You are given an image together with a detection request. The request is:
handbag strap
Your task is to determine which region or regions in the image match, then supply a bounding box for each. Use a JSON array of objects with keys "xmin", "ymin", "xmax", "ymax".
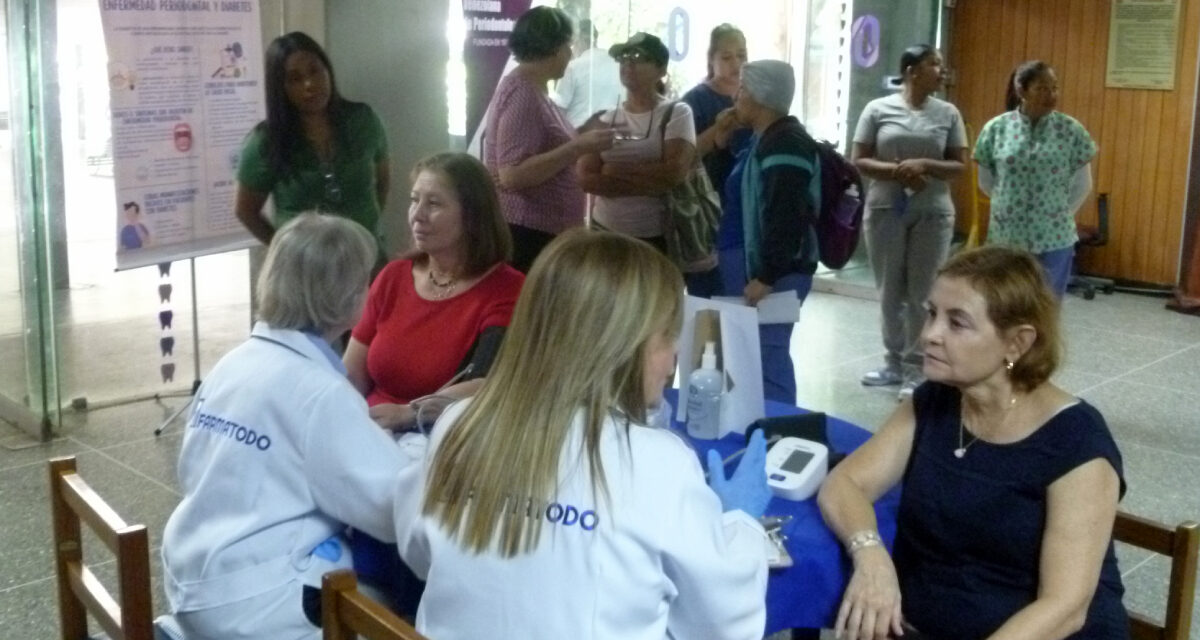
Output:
[{"xmin": 659, "ymin": 101, "xmax": 679, "ymax": 161}]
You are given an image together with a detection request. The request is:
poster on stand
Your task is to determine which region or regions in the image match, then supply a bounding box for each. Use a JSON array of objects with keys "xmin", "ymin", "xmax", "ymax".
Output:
[{"xmin": 101, "ymin": 0, "xmax": 263, "ymax": 270}]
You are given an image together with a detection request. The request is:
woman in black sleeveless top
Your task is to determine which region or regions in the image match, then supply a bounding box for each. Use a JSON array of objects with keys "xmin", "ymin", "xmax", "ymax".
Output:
[{"xmin": 818, "ymin": 246, "xmax": 1129, "ymax": 640}]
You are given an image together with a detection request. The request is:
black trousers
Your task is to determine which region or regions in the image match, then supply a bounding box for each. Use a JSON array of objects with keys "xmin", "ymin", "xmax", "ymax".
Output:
[{"xmin": 508, "ymin": 223, "xmax": 556, "ymax": 274}]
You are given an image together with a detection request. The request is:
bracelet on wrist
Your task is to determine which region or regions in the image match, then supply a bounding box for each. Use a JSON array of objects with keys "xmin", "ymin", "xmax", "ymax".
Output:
[{"xmin": 846, "ymin": 529, "xmax": 882, "ymax": 554}]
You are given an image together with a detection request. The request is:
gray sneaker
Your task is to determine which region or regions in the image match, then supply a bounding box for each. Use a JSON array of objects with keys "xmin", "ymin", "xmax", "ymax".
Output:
[{"xmin": 861, "ymin": 366, "xmax": 902, "ymax": 386}]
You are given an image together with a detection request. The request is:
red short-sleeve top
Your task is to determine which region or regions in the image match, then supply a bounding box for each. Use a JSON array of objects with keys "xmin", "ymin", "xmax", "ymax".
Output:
[{"xmin": 352, "ymin": 259, "xmax": 524, "ymax": 406}]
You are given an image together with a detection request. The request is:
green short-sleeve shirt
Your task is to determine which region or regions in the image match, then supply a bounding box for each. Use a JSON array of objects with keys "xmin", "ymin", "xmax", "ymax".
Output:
[
  {"xmin": 237, "ymin": 102, "xmax": 389, "ymax": 241},
  {"xmin": 973, "ymin": 110, "xmax": 1096, "ymax": 253}
]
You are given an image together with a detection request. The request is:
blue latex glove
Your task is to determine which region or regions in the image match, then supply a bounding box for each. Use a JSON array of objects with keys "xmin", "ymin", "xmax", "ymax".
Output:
[
  {"xmin": 311, "ymin": 535, "xmax": 343, "ymax": 562},
  {"xmin": 706, "ymin": 429, "xmax": 772, "ymax": 519}
]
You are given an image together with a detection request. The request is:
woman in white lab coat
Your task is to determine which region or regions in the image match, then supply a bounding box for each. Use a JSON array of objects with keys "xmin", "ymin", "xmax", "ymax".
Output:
[
  {"xmin": 162, "ymin": 214, "xmax": 417, "ymax": 640},
  {"xmin": 394, "ymin": 229, "xmax": 773, "ymax": 640}
]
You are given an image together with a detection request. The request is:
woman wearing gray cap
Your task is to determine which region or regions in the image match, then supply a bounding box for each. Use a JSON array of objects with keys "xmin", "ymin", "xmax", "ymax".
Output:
[
  {"xmin": 728, "ymin": 59, "xmax": 820, "ymax": 404},
  {"xmin": 852, "ymin": 44, "xmax": 967, "ymax": 401},
  {"xmin": 578, "ymin": 32, "xmax": 697, "ymax": 258}
]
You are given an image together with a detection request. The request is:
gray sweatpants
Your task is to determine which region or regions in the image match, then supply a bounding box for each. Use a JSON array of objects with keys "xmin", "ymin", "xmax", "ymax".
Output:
[{"xmin": 863, "ymin": 206, "xmax": 954, "ymax": 372}]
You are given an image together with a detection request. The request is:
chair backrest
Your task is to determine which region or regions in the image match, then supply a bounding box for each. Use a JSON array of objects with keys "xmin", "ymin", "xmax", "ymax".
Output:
[
  {"xmin": 48, "ymin": 456, "xmax": 153, "ymax": 640},
  {"xmin": 321, "ymin": 569, "xmax": 428, "ymax": 640},
  {"xmin": 1095, "ymin": 192, "xmax": 1110, "ymax": 245},
  {"xmin": 1113, "ymin": 510, "xmax": 1199, "ymax": 640}
]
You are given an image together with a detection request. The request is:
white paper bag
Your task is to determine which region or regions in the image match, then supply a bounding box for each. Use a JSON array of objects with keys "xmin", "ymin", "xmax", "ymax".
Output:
[
  {"xmin": 711, "ymin": 291, "xmax": 801, "ymax": 324},
  {"xmin": 675, "ymin": 295, "xmax": 765, "ymax": 436}
]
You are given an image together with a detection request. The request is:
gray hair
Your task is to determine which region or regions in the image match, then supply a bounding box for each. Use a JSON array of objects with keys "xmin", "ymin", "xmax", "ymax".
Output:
[{"xmin": 256, "ymin": 213, "xmax": 377, "ymax": 333}]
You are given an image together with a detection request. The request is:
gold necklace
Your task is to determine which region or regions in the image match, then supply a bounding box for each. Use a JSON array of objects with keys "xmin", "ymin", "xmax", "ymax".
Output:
[
  {"xmin": 956, "ymin": 394, "xmax": 1018, "ymax": 459},
  {"xmin": 427, "ymin": 268, "xmax": 458, "ymax": 300}
]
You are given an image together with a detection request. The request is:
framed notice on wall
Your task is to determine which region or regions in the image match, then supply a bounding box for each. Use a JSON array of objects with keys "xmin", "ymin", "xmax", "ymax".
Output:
[{"xmin": 1105, "ymin": 0, "xmax": 1182, "ymax": 90}]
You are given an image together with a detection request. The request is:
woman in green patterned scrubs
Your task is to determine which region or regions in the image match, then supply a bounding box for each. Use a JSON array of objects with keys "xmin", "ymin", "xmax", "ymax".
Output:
[{"xmin": 974, "ymin": 60, "xmax": 1097, "ymax": 299}]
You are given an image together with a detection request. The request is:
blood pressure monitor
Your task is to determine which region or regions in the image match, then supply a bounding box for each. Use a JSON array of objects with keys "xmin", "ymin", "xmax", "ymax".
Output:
[{"xmin": 764, "ymin": 437, "xmax": 829, "ymax": 501}]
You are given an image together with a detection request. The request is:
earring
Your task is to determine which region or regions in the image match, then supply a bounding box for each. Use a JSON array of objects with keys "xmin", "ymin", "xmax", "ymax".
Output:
[{"xmin": 1005, "ymin": 358, "xmax": 1015, "ymax": 374}]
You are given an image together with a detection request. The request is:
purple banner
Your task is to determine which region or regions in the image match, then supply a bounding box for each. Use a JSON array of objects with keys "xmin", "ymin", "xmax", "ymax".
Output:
[{"xmin": 463, "ymin": 0, "xmax": 533, "ymax": 141}]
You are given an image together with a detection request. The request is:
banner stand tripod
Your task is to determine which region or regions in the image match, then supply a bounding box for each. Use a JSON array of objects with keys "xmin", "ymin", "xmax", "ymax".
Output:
[{"xmin": 155, "ymin": 257, "xmax": 202, "ymax": 436}]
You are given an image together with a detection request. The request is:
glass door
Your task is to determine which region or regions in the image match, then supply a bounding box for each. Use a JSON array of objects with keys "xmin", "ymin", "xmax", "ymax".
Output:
[{"xmin": 2, "ymin": 0, "xmax": 60, "ymax": 440}]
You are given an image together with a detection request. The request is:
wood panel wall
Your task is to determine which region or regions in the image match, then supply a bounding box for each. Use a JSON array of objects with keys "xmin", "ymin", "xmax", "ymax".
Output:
[{"xmin": 948, "ymin": 0, "xmax": 1200, "ymax": 284}]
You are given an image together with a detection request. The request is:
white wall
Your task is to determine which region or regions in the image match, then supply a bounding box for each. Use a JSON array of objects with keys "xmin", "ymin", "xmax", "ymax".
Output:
[{"xmin": 326, "ymin": 0, "xmax": 450, "ymax": 255}]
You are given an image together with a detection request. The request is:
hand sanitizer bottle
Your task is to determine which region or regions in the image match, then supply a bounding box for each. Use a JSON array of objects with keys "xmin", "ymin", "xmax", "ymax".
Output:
[{"xmin": 686, "ymin": 342, "xmax": 723, "ymax": 439}]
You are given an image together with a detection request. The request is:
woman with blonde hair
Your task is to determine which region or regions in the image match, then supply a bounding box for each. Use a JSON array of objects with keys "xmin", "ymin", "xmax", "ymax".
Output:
[{"xmin": 394, "ymin": 230, "xmax": 772, "ymax": 640}]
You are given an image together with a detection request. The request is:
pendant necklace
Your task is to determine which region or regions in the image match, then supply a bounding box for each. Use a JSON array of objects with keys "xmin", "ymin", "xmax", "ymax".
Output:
[
  {"xmin": 427, "ymin": 268, "xmax": 458, "ymax": 300},
  {"xmin": 956, "ymin": 394, "xmax": 1018, "ymax": 459}
]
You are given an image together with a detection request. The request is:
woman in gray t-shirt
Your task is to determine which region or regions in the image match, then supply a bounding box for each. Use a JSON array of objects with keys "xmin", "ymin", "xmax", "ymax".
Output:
[{"xmin": 851, "ymin": 44, "xmax": 967, "ymax": 400}]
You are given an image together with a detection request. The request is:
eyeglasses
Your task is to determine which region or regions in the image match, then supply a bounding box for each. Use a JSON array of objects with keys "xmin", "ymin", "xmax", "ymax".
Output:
[
  {"xmin": 618, "ymin": 51, "xmax": 648, "ymax": 64},
  {"xmin": 319, "ymin": 162, "xmax": 342, "ymax": 204}
]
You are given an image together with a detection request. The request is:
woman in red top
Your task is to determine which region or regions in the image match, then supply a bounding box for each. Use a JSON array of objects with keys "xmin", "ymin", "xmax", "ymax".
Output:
[
  {"xmin": 343, "ymin": 151, "xmax": 523, "ymax": 612},
  {"xmin": 344, "ymin": 152, "xmax": 523, "ymax": 432}
]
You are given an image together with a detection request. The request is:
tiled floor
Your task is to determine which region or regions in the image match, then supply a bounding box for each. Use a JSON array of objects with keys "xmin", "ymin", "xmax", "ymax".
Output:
[{"xmin": 2, "ymin": 288, "xmax": 1198, "ymax": 638}]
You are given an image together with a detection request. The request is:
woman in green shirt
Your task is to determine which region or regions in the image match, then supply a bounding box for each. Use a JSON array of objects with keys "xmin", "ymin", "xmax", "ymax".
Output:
[
  {"xmin": 235, "ymin": 32, "xmax": 390, "ymax": 258},
  {"xmin": 974, "ymin": 60, "xmax": 1096, "ymax": 299}
]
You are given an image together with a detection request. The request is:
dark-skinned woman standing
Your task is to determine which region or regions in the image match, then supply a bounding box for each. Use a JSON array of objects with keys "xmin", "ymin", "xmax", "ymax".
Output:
[
  {"xmin": 852, "ymin": 44, "xmax": 967, "ymax": 401},
  {"xmin": 235, "ymin": 32, "xmax": 390, "ymax": 264}
]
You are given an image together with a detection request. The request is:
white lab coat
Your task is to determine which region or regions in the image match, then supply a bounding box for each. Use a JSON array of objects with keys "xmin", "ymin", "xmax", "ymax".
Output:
[
  {"xmin": 395, "ymin": 401, "xmax": 769, "ymax": 640},
  {"xmin": 162, "ymin": 323, "xmax": 420, "ymax": 640}
]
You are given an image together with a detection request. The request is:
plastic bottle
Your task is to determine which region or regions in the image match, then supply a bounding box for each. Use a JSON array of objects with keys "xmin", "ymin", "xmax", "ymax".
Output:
[{"xmin": 686, "ymin": 342, "xmax": 723, "ymax": 439}]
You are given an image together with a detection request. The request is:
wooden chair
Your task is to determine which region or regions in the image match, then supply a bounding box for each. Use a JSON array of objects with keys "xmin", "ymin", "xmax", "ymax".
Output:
[
  {"xmin": 1114, "ymin": 510, "xmax": 1199, "ymax": 640},
  {"xmin": 322, "ymin": 569, "xmax": 428, "ymax": 640},
  {"xmin": 49, "ymin": 456, "xmax": 153, "ymax": 640}
]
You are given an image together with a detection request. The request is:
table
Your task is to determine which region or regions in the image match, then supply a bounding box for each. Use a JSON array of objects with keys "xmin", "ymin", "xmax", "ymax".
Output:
[{"xmin": 664, "ymin": 391, "xmax": 901, "ymax": 634}]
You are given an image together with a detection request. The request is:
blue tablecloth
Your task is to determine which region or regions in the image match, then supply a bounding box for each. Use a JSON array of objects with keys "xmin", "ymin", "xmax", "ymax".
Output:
[{"xmin": 665, "ymin": 391, "xmax": 901, "ymax": 633}]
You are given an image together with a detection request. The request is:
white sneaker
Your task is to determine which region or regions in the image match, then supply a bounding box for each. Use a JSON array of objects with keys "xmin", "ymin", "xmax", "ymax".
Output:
[
  {"xmin": 861, "ymin": 366, "xmax": 902, "ymax": 386},
  {"xmin": 897, "ymin": 368, "xmax": 925, "ymax": 400}
]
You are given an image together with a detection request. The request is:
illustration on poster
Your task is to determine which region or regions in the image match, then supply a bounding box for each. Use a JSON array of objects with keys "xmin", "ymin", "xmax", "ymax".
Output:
[
  {"xmin": 102, "ymin": 0, "xmax": 264, "ymax": 271},
  {"xmin": 108, "ymin": 61, "xmax": 137, "ymax": 90},
  {"xmin": 119, "ymin": 201, "xmax": 152, "ymax": 251},
  {"xmin": 174, "ymin": 123, "xmax": 193, "ymax": 152},
  {"xmin": 212, "ymin": 42, "xmax": 246, "ymax": 78}
]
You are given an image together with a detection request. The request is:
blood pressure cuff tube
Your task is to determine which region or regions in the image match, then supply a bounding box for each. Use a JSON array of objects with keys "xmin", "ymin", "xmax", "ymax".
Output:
[
  {"xmin": 455, "ymin": 326, "xmax": 506, "ymax": 381},
  {"xmin": 746, "ymin": 413, "xmax": 847, "ymax": 468}
]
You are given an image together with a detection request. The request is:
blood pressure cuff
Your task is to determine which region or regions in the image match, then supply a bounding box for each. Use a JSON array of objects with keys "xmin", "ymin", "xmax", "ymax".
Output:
[
  {"xmin": 454, "ymin": 325, "xmax": 506, "ymax": 381},
  {"xmin": 745, "ymin": 413, "xmax": 847, "ymax": 468}
]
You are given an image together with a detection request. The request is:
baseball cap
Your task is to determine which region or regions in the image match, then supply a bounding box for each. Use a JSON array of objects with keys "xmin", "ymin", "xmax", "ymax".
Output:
[{"xmin": 608, "ymin": 32, "xmax": 669, "ymax": 66}]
